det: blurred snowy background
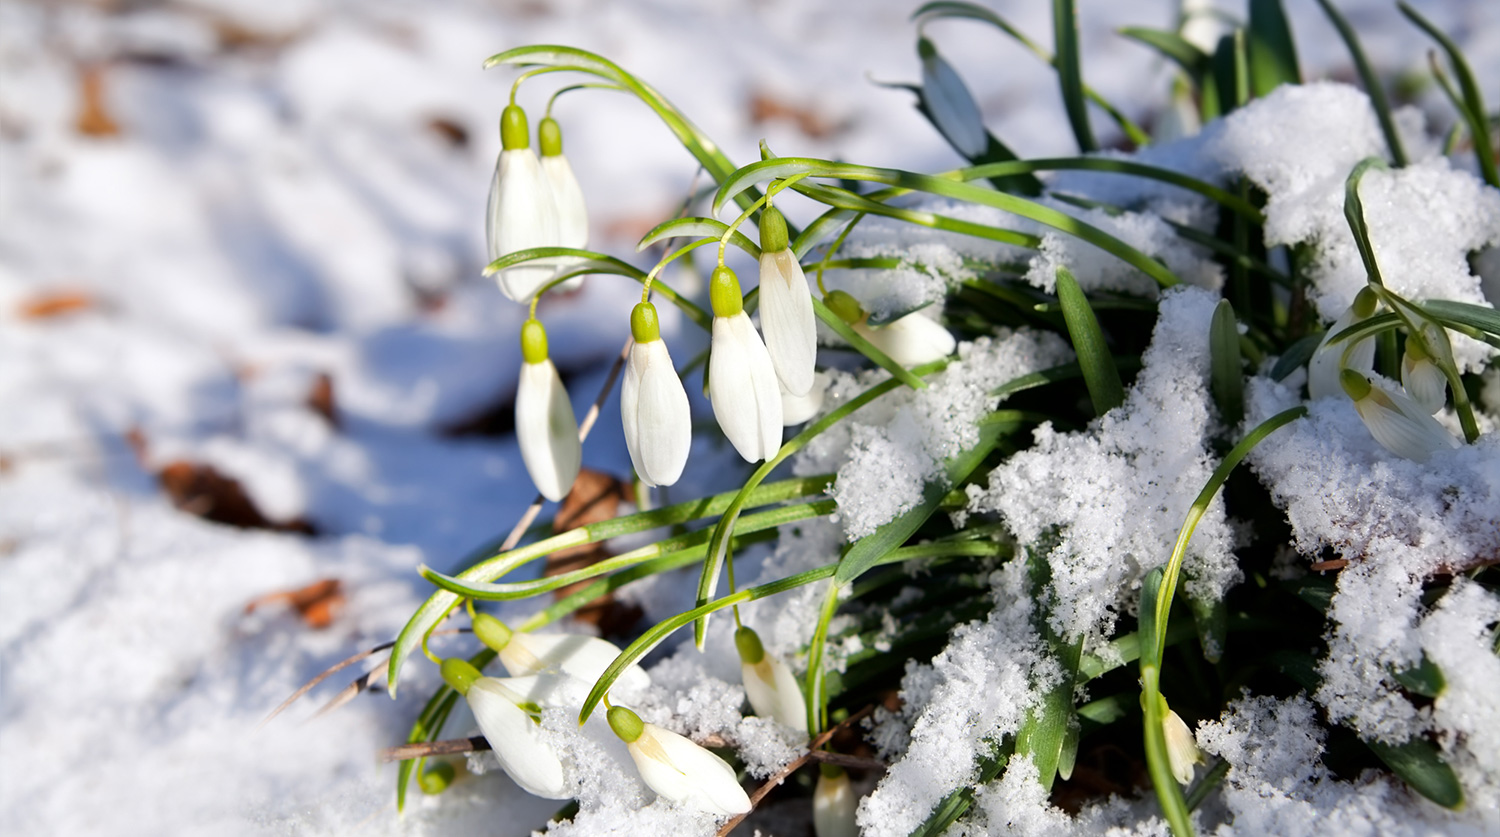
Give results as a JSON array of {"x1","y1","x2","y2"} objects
[{"x1": 0, "y1": 0, "x2": 1495, "y2": 834}]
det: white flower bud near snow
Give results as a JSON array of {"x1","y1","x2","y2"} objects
[
  {"x1": 1400, "y1": 324, "x2": 1453, "y2": 414},
  {"x1": 440, "y1": 659, "x2": 570, "y2": 800},
  {"x1": 708, "y1": 266, "x2": 782, "y2": 463},
  {"x1": 757, "y1": 207, "x2": 817, "y2": 397},
  {"x1": 1341, "y1": 370, "x2": 1461, "y2": 463},
  {"x1": 488, "y1": 106, "x2": 561, "y2": 302},
  {"x1": 1308, "y1": 289, "x2": 1377, "y2": 401},
  {"x1": 608, "y1": 706, "x2": 752, "y2": 816},
  {"x1": 515, "y1": 320, "x2": 580, "y2": 503},
  {"x1": 1162, "y1": 708, "x2": 1201, "y2": 786},
  {"x1": 919, "y1": 38, "x2": 987, "y2": 159},
  {"x1": 622, "y1": 303, "x2": 692, "y2": 487},
  {"x1": 500, "y1": 631, "x2": 652, "y2": 695},
  {"x1": 539, "y1": 116, "x2": 587, "y2": 292},
  {"x1": 781, "y1": 371, "x2": 826, "y2": 426},
  {"x1": 813, "y1": 765, "x2": 858, "y2": 837},
  {"x1": 851, "y1": 311, "x2": 956, "y2": 367},
  {"x1": 735, "y1": 627, "x2": 808, "y2": 733}
]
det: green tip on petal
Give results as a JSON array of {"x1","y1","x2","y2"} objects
[
  {"x1": 440, "y1": 658, "x2": 482, "y2": 695},
  {"x1": 1340, "y1": 369, "x2": 1373, "y2": 401},
  {"x1": 917, "y1": 37, "x2": 937, "y2": 60},
  {"x1": 630, "y1": 302, "x2": 660, "y2": 343},
  {"x1": 819, "y1": 762, "x2": 846, "y2": 779},
  {"x1": 709, "y1": 265, "x2": 744, "y2": 318},
  {"x1": 823, "y1": 290, "x2": 866, "y2": 324},
  {"x1": 472, "y1": 612, "x2": 514, "y2": 653},
  {"x1": 758, "y1": 205, "x2": 789, "y2": 253},
  {"x1": 500, "y1": 105, "x2": 529, "y2": 151},
  {"x1": 734, "y1": 626, "x2": 765, "y2": 664},
  {"x1": 1353, "y1": 287, "x2": 1379, "y2": 318},
  {"x1": 539, "y1": 117, "x2": 563, "y2": 157},
  {"x1": 418, "y1": 761, "x2": 456, "y2": 795},
  {"x1": 520, "y1": 319, "x2": 549, "y2": 364},
  {"x1": 607, "y1": 705, "x2": 644, "y2": 742}
]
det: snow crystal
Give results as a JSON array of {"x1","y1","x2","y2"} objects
[
  {"x1": 1024, "y1": 202, "x2": 1224, "y2": 295},
  {"x1": 972, "y1": 286, "x2": 1237, "y2": 642}
]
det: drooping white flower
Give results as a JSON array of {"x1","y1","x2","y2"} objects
[
  {"x1": 1400, "y1": 323, "x2": 1453, "y2": 414},
  {"x1": 622, "y1": 302, "x2": 692, "y2": 486},
  {"x1": 918, "y1": 37, "x2": 987, "y2": 159},
  {"x1": 439, "y1": 658, "x2": 570, "y2": 799},
  {"x1": 1341, "y1": 370, "x2": 1461, "y2": 463},
  {"x1": 757, "y1": 206, "x2": 816, "y2": 397},
  {"x1": 852, "y1": 310, "x2": 956, "y2": 367},
  {"x1": 539, "y1": 116, "x2": 587, "y2": 292},
  {"x1": 608, "y1": 705, "x2": 752, "y2": 816},
  {"x1": 708, "y1": 266, "x2": 782, "y2": 462},
  {"x1": 780, "y1": 371, "x2": 826, "y2": 426},
  {"x1": 735, "y1": 626, "x2": 807, "y2": 733},
  {"x1": 515, "y1": 319, "x2": 580, "y2": 502},
  {"x1": 1308, "y1": 287, "x2": 1378, "y2": 401},
  {"x1": 813, "y1": 764, "x2": 858, "y2": 837},
  {"x1": 487, "y1": 105, "x2": 560, "y2": 302},
  {"x1": 473, "y1": 613, "x2": 652, "y2": 694},
  {"x1": 1161, "y1": 706, "x2": 1201, "y2": 786}
]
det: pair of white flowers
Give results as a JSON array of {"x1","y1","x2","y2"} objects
[
  {"x1": 487, "y1": 104, "x2": 588, "y2": 302},
  {"x1": 1308, "y1": 288, "x2": 1460, "y2": 463}
]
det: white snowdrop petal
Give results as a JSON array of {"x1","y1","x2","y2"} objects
[
  {"x1": 1162, "y1": 709, "x2": 1200, "y2": 786},
  {"x1": 483, "y1": 673, "x2": 590, "y2": 709},
  {"x1": 630, "y1": 724, "x2": 751, "y2": 815},
  {"x1": 541, "y1": 153, "x2": 587, "y2": 292},
  {"x1": 633, "y1": 341, "x2": 692, "y2": 486},
  {"x1": 502, "y1": 633, "x2": 651, "y2": 693},
  {"x1": 488, "y1": 148, "x2": 560, "y2": 302},
  {"x1": 709, "y1": 313, "x2": 782, "y2": 462},
  {"x1": 757, "y1": 249, "x2": 817, "y2": 397},
  {"x1": 742, "y1": 656, "x2": 808, "y2": 733},
  {"x1": 852, "y1": 312, "x2": 955, "y2": 367},
  {"x1": 922, "y1": 52, "x2": 987, "y2": 158},
  {"x1": 1401, "y1": 356, "x2": 1448, "y2": 414},
  {"x1": 1354, "y1": 388, "x2": 1461, "y2": 463},
  {"x1": 1307, "y1": 307, "x2": 1375, "y2": 401},
  {"x1": 780, "y1": 371, "x2": 826, "y2": 426},
  {"x1": 467, "y1": 679, "x2": 569, "y2": 799},
  {"x1": 515, "y1": 360, "x2": 580, "y2": 502},
  {"x1": 813, "y1": 769, "x2": 858, "y2": 837}
]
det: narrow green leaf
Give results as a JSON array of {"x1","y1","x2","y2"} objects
[
  {"x1": 1139, "y1": 663, "x2": 1196, "y2": 837},
  {"x1": 1269, "y1": 333, "x2": 1322, "y2": 381},
  {"x1": 1365, "y1": 736, "x2": 1465, "y2": 809},
  {"x1": 1119, "y1": 27, "x2": 1210, "y2": 83},
  {"x1": 1344, "y1": 157, "x2": 1390, "y2": 287},
  {"x1": 1391, "y1": 654, "x2": 1446, "y2": 698},
  {"x1": 1248, "y1": 0, "x2": 1301, "y2": 97},
  {"x1": 907, "y1": 740, "x2": 1013, "y2": 837},
  {"x1": 483, "y1": 246, "x2": 711, "y2": 332},
  {"x1": 1210, "y1": 300, "x2": 1245, "y2": 427},
  {"x1": 1185, "y1": 759, "x2": 1231, "y2": 811},
  {"x1": 1077, "y1": 693, "x2": 1132, "y2": 726},
  {"x1": 1054, "y1": 266, "x2": 1124, "y2": 416},
  {"x1": 1312, "y1": 0, "x2": 1408, "y2": 166},
  {"x1": 1053, "y1": 0, "x2": 1096, "y2": 152},
  {"x1": 636, "y1": 217, "x2": 761, "y2": 259},
  {"x1": 1399, "y1": 2, "x2": 1498, "y2": 186},
  {"x1": 1423, "y1": 299, "x2": 1500, "y2": 340}
]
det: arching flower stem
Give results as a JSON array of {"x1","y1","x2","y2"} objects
[{"x1": 717, "y1": 173, "x2": 812, "y2": 268}]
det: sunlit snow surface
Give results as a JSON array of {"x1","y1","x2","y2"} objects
[{"x1": 1, "y1": 0, "x2": 1499, "y2": 835}]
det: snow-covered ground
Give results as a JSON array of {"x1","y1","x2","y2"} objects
[{"x1": 1, "y1": 0, "x2": 1496, "y2": 835}]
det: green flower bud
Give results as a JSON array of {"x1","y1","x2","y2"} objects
[
  {"x1": 440, "y1": 657, "x2": 482, "y2": 696},
  {"x1": 1340, "y1": 369, "x2": 1372, "y2": 401},
  {"x1": 631, "y1": 302, "x2": 661, "y2": 343},
  {"x1": 520, "y1": 319, "x2": 549, "y2": 364},
  {"x1": 418, "y1": 761, "x2": 456, "y2": 794},
  {"x1": 822, "y1": 290, "x2": 866, "y2": 324},
  {"x1": 472, "y1": 612, "x2": 514, "y2": 653},
  {"x1": 819, "y1": 762, "x2": 846, "y2": 780},
  {"x1": 500, "y1": 105, "x2": 529, "y2": 151},
  {"x1": 607, "y1": 705, "x2": 645, "y2": 743},
  {"x1": 539, "y1": 116, "x2": 563, "y2": 158},
  {"x1": 758, "y1": 205, "x2": 789, "y2": 253},
  {"x1": 917, "y1": 37, "x2": 937, "y2": 60},
  {"x1": 709, "y1": 265, "x2": 744, "y2": 318},
  {"x1": 1352, "y1": 286, "x2": 1379, "y2": 318},
  {"x1": 734, "y1": 626, "x2": 766, "y2": 664}
]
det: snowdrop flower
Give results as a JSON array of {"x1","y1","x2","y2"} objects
[
  {"x1": 439, "y1": 658, "x2": 569, "y2": 799},
  {"x1": 826, "y1": 291, "x2": 956, "y2": 367},
  {"x1": 1400, "y1": 323, "x2": 1453, "y2": 414},
  {"x1": 487, "y1": 105, "x2": 560, "y2": 302},
  {"x1": 1161, "y1": 704, "x2": 1201, "y2": 786},
  {"x1": 1308, "y1": 287, "x2": 1377, "y2": 401},
  {"x1": 735, "y1": 626, "x2": 807, "y2": 733},
  {"x1": 813, "y1": 764, "x2": 858, "y2": 837},
  {"x1": 473, "y1": 613, "x2": 651, "y2": 694},
  {"x1": 1340, "y1": 370, "x2": 1460, "y2": 463},
  {"x1": 515, "y1": 319, "x2": 580, "y2": 503},
  {"x1": 622, "y1": 302, "x2": 692, "y2": 486},
  {"x1": 780, "y1": 371, "x2": 826, "y2": 426},
  {"x1": 539, "y1": 116, "x2": 587, "y2": 292},
  {"x1": 607, "y1": 705, "x2": 752, "y2": 816},
  {"x1": 708, "y1": 266, "x2": 782, "y2": 462},
  {"x1": 918, "y1": 37, "x2": 987, "y2": 159},
  {"x1": 757, "y1": 206, "x2": 816, "y2": 397}
]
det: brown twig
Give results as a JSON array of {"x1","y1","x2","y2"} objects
[
  {"x1": 381, "y1": 735, "x2": 490, "y2": 762},
  {"x1": 716, "y1": 705, "x2": 878, "y2": 836}
]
